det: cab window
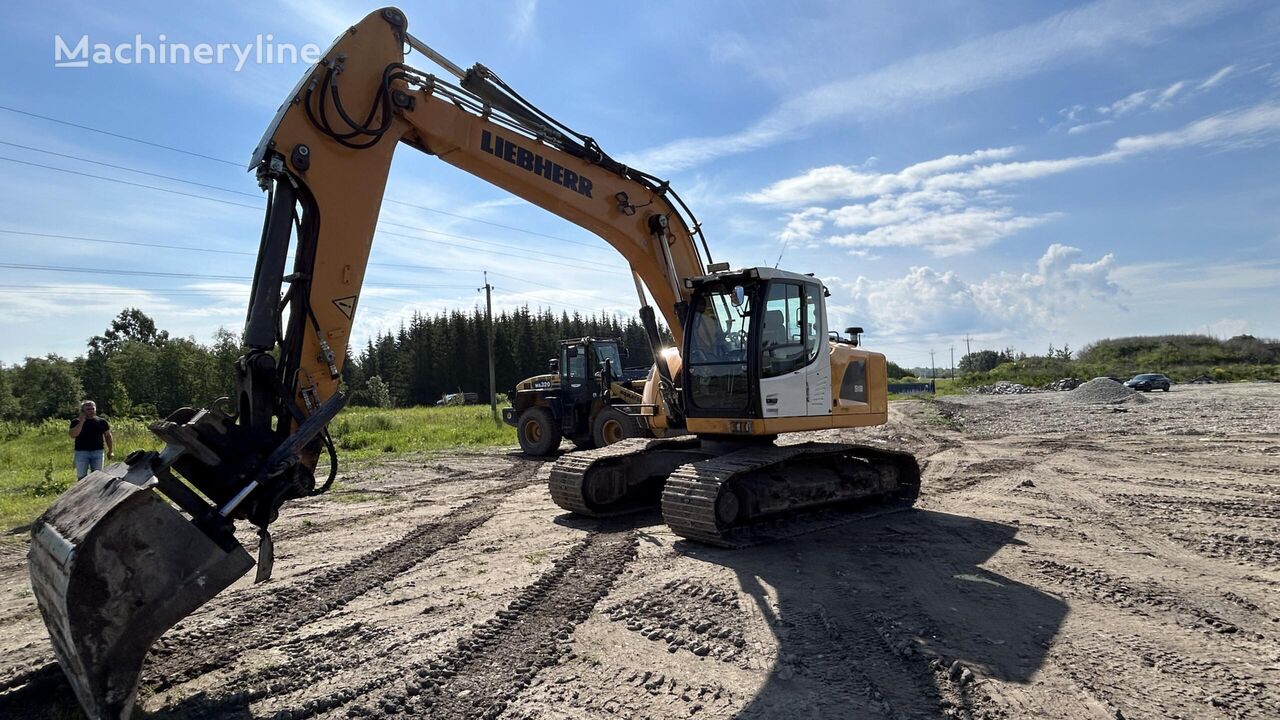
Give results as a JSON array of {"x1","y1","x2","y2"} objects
[
  {"x1": 803, "y1": 283, "x2": 822, "y2": 362},
  {"x1": 761, "y1": 282, "x2": 805, "y2": 377},
  {"x1": 561, "y1": 346, "x2": 587, "y2": 380}
]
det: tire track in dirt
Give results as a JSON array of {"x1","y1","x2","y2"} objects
[
  {"x1": 1106, "y1": 493, "x2": 1280, "y2": 521},
  {"x1": 1169, "y1": 531, "x2": 1280, "y2": 571},
  {"x1": 268, "y1": 463, "x2": 528, "y2": 543},
  {"x1": 0, "y1": 460, "x2": 544, "y2": 719},
  {"x1": 1053, "y1": 630, "x2": 1279, "y2": 720},
  {"x1": 151, "y1": 527, "x2": 638, "y2": 719},
  {"x1": 603, "y1": 579, "x2": 749, "y2": 663},
  {"x1": 1028, "y1": 559, "x2": 1248, "y2": 637},
  {"x1": 147, "y1": 461, "x2": 543, "y2": 691}
]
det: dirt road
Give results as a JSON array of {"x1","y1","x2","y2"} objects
[{"x1": 1, "y1": 383, "x2": 1277, "y2": 719}]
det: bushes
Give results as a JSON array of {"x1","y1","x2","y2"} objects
[{"x1": 947, "y1": 334, "x2": 1279, "y2": 389}]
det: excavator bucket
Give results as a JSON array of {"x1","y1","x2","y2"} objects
[{"x1": 28, "y1": 461, "x2": 254, "y2": 720}]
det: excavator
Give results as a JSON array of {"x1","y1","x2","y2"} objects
[{"x1": 26, "y1": 9, "x2": 919, "y2": 720}]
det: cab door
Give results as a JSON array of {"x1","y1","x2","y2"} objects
[
  {"x1": 559, "y1": 344, "x2": 593, "y2": 429},
  {"x1": 802, "y1": 283, "x2": 832, "y2": 416},
  {"x1": 757, "y1": 282, "x2": 805, "y2": 418}
]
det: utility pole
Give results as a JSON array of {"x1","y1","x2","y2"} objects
[
  {"x1": 479, "y1": 272, "x2": 498, "y2": 426},
  {"x1": 950, "y1": 345, "x2": 955, "y2": 380},
  {"x1": 929, "y1": 348, "x2": 936, "y2": 393}
]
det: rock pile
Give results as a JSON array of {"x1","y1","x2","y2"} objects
[
  {"x1": 969, "y1": 381, "x2": 1039, "y2": 395},
  {"x1": 1067, "y1": 377, "x2": 1143, "y2": 404},
  {"x1": 1043, "y1": 378, "x2": 1084, "y2": 391}
]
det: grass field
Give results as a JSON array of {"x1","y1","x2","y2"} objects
[{"x1": 0, "y1": 405, "x2": 515, "y2": 539}]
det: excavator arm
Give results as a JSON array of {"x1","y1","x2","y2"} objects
[
  {"x1": 28, "y1": 8, "x2": 719, "y2": 719},
  {"x1": 249, "y1": 8, "x2": 710, "y2": 448}
]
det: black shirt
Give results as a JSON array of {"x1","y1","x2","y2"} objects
[{"x1": 71, "y1": 417, "x2": 110, "y2": 451}]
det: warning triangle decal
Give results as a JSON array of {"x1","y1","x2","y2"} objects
[{"x1": 333, "y1": 296, "x2": 358, "y2": 320}]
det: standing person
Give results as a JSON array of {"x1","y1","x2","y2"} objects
[{"x1": 69, "y1": 400, "x2": 113, "y2": 480}]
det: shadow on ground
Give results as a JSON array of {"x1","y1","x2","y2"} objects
[{"x1": 680, "y1": 509, "x2": 1066, "y2": 718}]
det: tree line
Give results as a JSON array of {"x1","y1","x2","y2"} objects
[
  {"x1": 0, "y1": 307, "x2": 663, "y2": 422},
  {"x1": 5, "y1": 309, "x2": 1274, "y2": 425},
  {"x1": 940, "y1": 334, "x2": 1279, "y2": 386}
]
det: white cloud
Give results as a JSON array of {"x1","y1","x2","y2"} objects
[
  {"x1": 745, "y1": 100, "x2": 1280, "y2": 258},
  {"x1": 744, "y1": 147, "x2": 1018, "y2": 206},
  {"x1": 1151, "y1": 80, "x2": 1186, "y2": 108},
  {"x1": 508, "y1": 0, "x2": 539, "y2": 44},
  {"x1": 623, "y1": 0, "x2": 1236, "y2": 173},
  {"x1": 1067, "y1": 119, "x2": 1115, "y2": 134},
  {"x1": 1098, "y1": 89, "x2": 1152, "y2": 116},
  {"x1": 1196, "y1": 65, "x2": 1235, "y2": 91},
  {"x1": 829, "y1": 208, "x2": 1054, "y2": 257},
  {"x1": 1112, "y1": 101, "x2": 1280, "y2": 153},
  {"x1": 1074, "y1": 64, "x2": 1238, "y2": 131},
  {"x1": 777, "y1": 208, "x2": 828, "y2": 248},
  {"x1": 826, "y1": 244, "x2": 1120, "y2": 337}
]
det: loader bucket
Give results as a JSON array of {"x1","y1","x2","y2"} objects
[{"x1": 28, "y1": 462, "x2": 254, "y2": 720}]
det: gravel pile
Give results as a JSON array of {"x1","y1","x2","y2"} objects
[
  {"x1": 1043, "y1": 378, "x2": 1083, "y2": 391},
  {"x1": 968, "y1": 381, "x2": 1039, "y2": 395},
  {"x1": 1067, "y1": 377, "x2": 1144, "y2": 404}
]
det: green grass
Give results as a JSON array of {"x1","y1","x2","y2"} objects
[
  {"x1": 0, "y1": 405, "x2": 513, "y2": 538},
  {"x1": 887, "y1": 377, "x2": 966, "y2": 402},
  {"x1": 330, "y1": 405, "x2": 511, "y2": 461},
  {"x1": 0, "y1": 416, "x2": 161, "y2": 538}
]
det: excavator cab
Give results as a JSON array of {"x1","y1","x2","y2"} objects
[{"x1": 682, "y1": 268, "x2": 838, "y2": 424}]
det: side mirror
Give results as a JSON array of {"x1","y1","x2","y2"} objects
[
  {"x1": 731, "y1": 286, "x2": 746, "y2": 307},
  {"x1": 549, "y1": 358, "x2": 559, "y2": 374},
  {"x1": 566, "y1": 346, "x2": 579, "y2": 358},
  {"x1": 845, "y1": 326, "x2": 863, "y2": 347}
]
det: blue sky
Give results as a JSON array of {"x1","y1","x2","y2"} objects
[{"x1": 1, "y1": 0, "x2": 1277, "y2": 369}]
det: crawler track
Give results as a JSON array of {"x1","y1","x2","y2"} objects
[
  {"x1": 548, "y1": 436, "x2": 703, "y2": 516},
  {"x1": 661, "y1": 443, "x2": 920, "y2": 546}
]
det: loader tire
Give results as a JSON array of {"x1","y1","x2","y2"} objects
[
  {"x1": 517, "y1": 407, "x2": 562, "y2": 456},
  {"x1": 591, "y1": 407, "x2": 640, "y2": 448}
]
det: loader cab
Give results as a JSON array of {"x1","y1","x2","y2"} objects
[
  {"x1": 682, "y1": 268, "x2": 831, "y2": 420},
  {"x1": 559, "y1": 338, "x2": 624, "y2": 405}
]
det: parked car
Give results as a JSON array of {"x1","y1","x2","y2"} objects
[
  {"x1": 1124, "y1": 373, "x2": 1172, "y2": 392},
  {"x1": 436, "y1": 391, "x2": 480, "y2": 406}
]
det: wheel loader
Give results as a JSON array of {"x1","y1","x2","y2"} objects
[
  {"x1": 26, "y1": 8, "x2": 919, "y2": 719},
  {"x1": 504, "y1": 336, "x2": 652, "y2": 455}
]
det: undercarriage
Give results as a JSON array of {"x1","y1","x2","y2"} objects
[{"x1": 549, "y1": 436, "x2": 920, "y2": 546}]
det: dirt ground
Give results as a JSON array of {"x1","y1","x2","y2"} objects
[{"x1": 1, "y1": 383, "x2": 1278, "y2": 719}]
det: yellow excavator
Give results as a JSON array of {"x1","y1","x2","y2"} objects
[{"x1": 27, "y1": 8, "x2": 918, "y2": 719}]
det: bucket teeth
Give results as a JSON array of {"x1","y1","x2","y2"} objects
[{"x1": 28, "y1": 463, "x2": 253, "y2": 720}]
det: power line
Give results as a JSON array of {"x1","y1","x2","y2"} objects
[
  {"x1": 0, "y1": 229, "x2": 256, "y2": 257},
  {"x1": 0, "y1": 140, "x2": 260, "y2": 198},
  {"x1": 0, "y1": 262, "x2": 244, "y2": 281},
  {"x1": 0, "y1": 154, "x2": 623, "y2": 273},
  {"x1": 0, "y1": 229, "x2": 613, "y2": 299},
  {"x1": 0, "y1": 103, "x2": 242, "y2": 166},
  {"x1": 0, "y1": 106, "x2": 613, "y2": 248},
  {"x1": 374, "y1": 225, "x2": 624, "y2": 272},
  {"x1": 384, "y1": 199, "x2": 601, "y2": 249},
  {"x1": 0, "y1": 155, "x2": 262, "y2": 209},
  {"x1": 0, "y1": 262, "x2": 478, "y2": 290}
]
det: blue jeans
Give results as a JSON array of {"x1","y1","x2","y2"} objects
[{"x1": 74, "y1": 450, "x2": 104, "y2": 480}]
